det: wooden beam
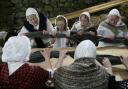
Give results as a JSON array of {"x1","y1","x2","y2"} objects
[{"x1": 50, "y1": 0, "x2": 128, "y2": 24}]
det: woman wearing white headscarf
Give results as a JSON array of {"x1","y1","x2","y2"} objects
[
  {"x1": 97, "y1": 8, "x2": 128, "y2": 47},
  {"x1": 71, "y1": 12, "x2": 96, "y2": 36},
  {"x1": 0, "y1": 36, "x2": 50, "y2": 89},
  {"x1": 54, "y1": 40, "x2": 109, "y2": 89},
  {"x1": 18, "y1": 7, "x2": 54, "y2": 48}
]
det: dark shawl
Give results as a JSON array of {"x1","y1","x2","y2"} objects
[{"x1": 24, "y1": 13, "x2": 47, "y2": 48}]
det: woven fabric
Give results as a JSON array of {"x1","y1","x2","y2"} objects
[
  {"x1": 54, "y1": 57, "x2": 109, "y2": 89},
  {"x1": 0, "y1": 63, "x2": 49, "y2": 89}
]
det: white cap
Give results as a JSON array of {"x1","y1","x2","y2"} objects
[
  {"x1": 2, "y1": 36, "x2": 31, "y2": 62},
  {"x1": 79, "y1": 12, "x2": 90, "y2": 23},
  {"x1": 74, "y1": 40, "x2": 96, "y2": 59},
  {"x1": 108, "y1": 8, "x2": 121, "y2": 18}
]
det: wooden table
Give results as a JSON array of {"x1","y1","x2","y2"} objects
[{"x1": 29, "y1": 55, "x2": 128, "y2": 81}]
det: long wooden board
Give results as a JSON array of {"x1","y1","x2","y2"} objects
[{"x1": 49, "y1": 0, "x2": 128, "y2": 24}]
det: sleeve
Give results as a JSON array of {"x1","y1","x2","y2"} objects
[
  {"x1": 123, "y1": 23, "x2": 128, "y2": 32},
  {"x1": 18, "y1": 26, "x2": 29, "y2": 36},
  {"x1": 46, "y1": 19, "x2": 54, "y2": 34},
  {"x1": 108, "y1": 75, "x2": 117, "y2": 89},
  {"x1": 52, "y1": 27, "x2": 57, "y2": 34},
  {"x1": 71, "y1": 23, "x2": 77, "y2": 32},
  {"x1": 97, "y1": 25, "x2": 106, "y2": 36},
  {"x1": 67, "y1": 30, "x2": 71, "y2": 36},
  {"x1": 0, "y1": 31, "x2": 7, "y2": 40},
  {"x1": 97, "y1": 25, "x2": 114, "y2": 37},
  {"x1": 38, "y1": 67, "x2": 49, "y2": 82}
]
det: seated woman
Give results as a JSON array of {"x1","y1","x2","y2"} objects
[
  {"x1": 97, "y1": 9, "x2": 128, "y2": 47},
  {"x1": 71, "y1": 12, "x2": 97, "y2": 46},
  {"x1": 71, "y1": 12, "x2": 96, "y2": 35},
  {"x1": 0, "y1": 36, "x2": 51, "y2": 89},
  {"x1": 18, "y1": 8, "x2": 54, "y2": 48},
  {"x1": 53, "y1": 40, "x2": 109, "y2": 89},
  {"x1": 51, "y1": 15, "x2": 70, "y2": 48}
]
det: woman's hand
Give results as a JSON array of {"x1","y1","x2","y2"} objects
[
  {"x1": 77, "y1": 30, "x2": 84, "y2": 35},
  {"x1": 124, "y1": 32, "x2": 128, "y2": 39},
  {"x1": 88, "y1": 31, "x2": 96, "y2": 36},
  {"x1": 54, "y1": 50, "x2": 67, "y2": 69},
  {"x1": 104, "y1": 35, "x2": 115, "y2": 40},
  {"x1": 59, "y1": 50, "x2": 67, "y2": 60},
  {"x1": 120, "y1": 56, "x2": 128, "y2": 70},
  {"x1": 42, "y1": 30, "x2": 49, "y2": 35},
  {"x1": 40, "y1": 48, "x2": 51, "y2": 60},
  {"x1": 102, "y1": 57, "x2": 113, "y2": 75},
  {"x1": 40, "y1": 48, "x2": 53, "y2": 70}
]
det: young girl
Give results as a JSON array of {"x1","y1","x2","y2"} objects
[{"x1": 51, "y1": 15, "x2": 70, "y2": 48}]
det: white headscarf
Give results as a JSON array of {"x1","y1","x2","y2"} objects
[
  {"x1": 79, "y1": 12, "x2": 91, "y2": 23},
  {"x1": 108, "y1": 8, "x2": 121, "y2": 18},
  {"x1": 74, "y1": 40, "x2": 96, "y2": 60},
  {"x1": 26, "y1": 7, "x2": 40, "y2": 30},
  {"x1": 55, "y1": 15, "x2": 68, "y2": 26},
  {"x1": 107, "y1": 8, "x2": 124, "y2": 26},
  {"x1": 2, "y1": 36, "x2": 31, "y2": 75}
]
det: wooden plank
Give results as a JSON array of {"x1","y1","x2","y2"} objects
[
  {"x1": 96, "y1": 46, "x2": 128, "y2": 56},
  {"x1": 50, "y1": 0, "x2": 128, "y2": 24}
]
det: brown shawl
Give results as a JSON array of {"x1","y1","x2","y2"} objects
[{"x1": 54, "y1": 58, "x2": 109, "y2": 89}]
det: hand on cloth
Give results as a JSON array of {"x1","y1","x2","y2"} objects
[
  {"x1": 42, "y1": 30, "x2": 49, "y2": 34},
  {"x1": 104, "y1": 35, "x2": 115, "y2": 40},
  {"x1": 77, "y1": 30, "x2": 84, "y2": 36},
  {"x1": 120, "y1": 56, "x2": 128, "y2": 70},
  {"x1": 102, "y1": 57, "x2": 113, "y2": 75},
  {"x1": 124, "y1": 32, "x2": 128, "y2": 40},
  {"x1": 54, "y1": 50, "x2": 67, "y2": 69},
  {"x1": 40, "y1": 48, "x2": 51, "y2": 60}
]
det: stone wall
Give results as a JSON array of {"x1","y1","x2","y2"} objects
[{"x1": 0, "y1": 0, "x2": 109, "y2": 31}]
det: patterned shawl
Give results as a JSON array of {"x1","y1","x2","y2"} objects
[{"x1": 54, "y1": 57, "x2": 109, "y2": 89}]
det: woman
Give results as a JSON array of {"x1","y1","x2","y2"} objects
[
  {"x1": 71, "y1": 12, "x2": 96, "y2": 36},
  {"x1": 97, "y1": 8, "x2": 128, "y2": 47},
  {"x1": 51, "y1": 15, "x2": 70, "y2": 48},
  {"x1": 54, "y1": 40, "x2": 109, "y2": 89},
  {"x1": 18, "y1": 8, "x2": 54, "y2": 48},
  {"x1": 0, "y1": 36, "x2": 51, "y2": 89},
  {"x1": 71, "y1": 12, "x2": 97, "y2": 45}
]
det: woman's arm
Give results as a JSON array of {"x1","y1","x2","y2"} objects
[
  {"x1": 18, "y1": 26, "x2": 29, "y2": 36},
  {"x1": 120, "y1": 56, "x2": 128, "y2": 70},
  {"x1": 40, "y1": 48, "x2": 53, "y2": 70},
  {"x1": 95, "y1": 57, "x2": 113, "y2": 75},
  {"x1": 54, "y1": 50, "x2": 67, "y2": 69},
  {"x1": 46, "y1": 19, "x2": 54, "y2": 34}
]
